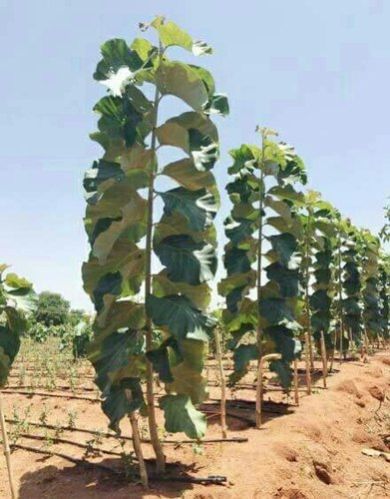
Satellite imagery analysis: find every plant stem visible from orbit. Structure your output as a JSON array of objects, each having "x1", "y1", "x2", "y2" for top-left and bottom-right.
[
  {"x1": 337, "y1": 225, "x2": 344, "y2": 364},
  {"x1": 255, "y1": 131, "x2": 266, "y2": 428},
  {"x1": 256, "y1": 353, "x2": 281, "y2": 428},
  {"x1": 129, "y1": 411, "x2": 149, "y2": 488},
  {"x1": 0, "y1": 391, "x2": 16, "y2": 499},
  {"x1": 320, "y1": 331, "x2": 327, "y2": 388},
  {"x1": 143, "y1": 42, "x2": 166, "y2": 474},
  {"x1": 214, "y1": 327, "x2": 227, "y2": 438},
  {"x1": 304, "y1": 210, "x2": 314, "y2": 371},
  {"x1": 293, "y1": 359, "x2": 299, "y2": 405},
  {"x1": 304, "y1": 332, "x2": 312, "y2": 395},
  {"x1": 124, "y1": 389, "x2": 148, "y2": 487}
]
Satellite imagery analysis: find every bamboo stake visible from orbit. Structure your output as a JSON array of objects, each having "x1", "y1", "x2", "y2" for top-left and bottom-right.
[
  {"x1": 213, "y1": 327, "x2": 227, "y2": 438},
  {"x1": 255, "y1": 353, "x2": 281, "y2": 428},
  {"x1": 304, "y1": 332, "x2": 312, "y2": 395},
  {"x1": 320, "y1": 331, "x2": 328, "y2": 388},
  {"x1": 293, "y1": 359, "x2": 299, "y2": 405},
  {"x1": 125, "y1": 390, "x2": 148, "y2": 488},
  {"x1": 0, "y1": 392, "x2": 16, "y2": 499}
]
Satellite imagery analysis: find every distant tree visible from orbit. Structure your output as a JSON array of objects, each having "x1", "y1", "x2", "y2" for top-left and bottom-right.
[
  {"x1": 68, "y1": 308, "x2": 88, "y2": 326},
  {"x1": 34, "y1": 291, "x2": 70, "y2": 326},
  {"x1": 379, "y1": 199, "x2": 390, "y2": 242}
]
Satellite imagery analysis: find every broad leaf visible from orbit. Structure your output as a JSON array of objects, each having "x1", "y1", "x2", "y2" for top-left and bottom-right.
[{"x1": 160, "y1": 394, "x2": 206, "y2": 439}]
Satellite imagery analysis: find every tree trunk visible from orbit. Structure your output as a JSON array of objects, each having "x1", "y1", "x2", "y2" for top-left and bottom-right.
[
  {"x1": 214, "y1": 327, "x2": 227, "y2": 438},
  {"x1": 293, "y1": 359, "x2": 299, "y2": 405},
  {"x1": 320, "y1": 331, "x2": 328, "y2": 388},
  {"x1": 143, "y1": 43, "x2": 166, "y2": 474},
  {"x1": 304, "y1": 332, "x2": 312, "y2": 395}
]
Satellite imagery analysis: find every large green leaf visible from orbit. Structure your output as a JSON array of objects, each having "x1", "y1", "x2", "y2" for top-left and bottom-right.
[
  {"x1": 161, "y1": 159, "x2": 215, "y2": 191},
  {"x1": 91, "y1": 190, "x2": 148, "y2": 262},
  {"x1": 149, "y1": 336, "x2": 207, "y2": 403},
  {"x1": 153, "y1": 271, "x2": 211, "y2": 309},
  {"x1": 154, "y1": 212, "x2": 216, "y2": 246},
  {"x1": 224, "y1": 246, "x2": 253, "y2": 274},
  {"x1": 146, "y1": 295, "x2": 215, "y2": 342},
  {"x1": 160, "y1": 394, "x2": 206, "y2": 439},
  {"x1": 266, "y1": 263, "x2": 299, "y2": 298},
  {"x1": 156, "y1": 112, "x2": 218, "y2": 156},
  {"x1": 94, "y1": 301, "x2": 145, "y2": 340},
  {"x1": 0, "y1": 325, "x2": 20, "y2": 387},
  {"x1": 268, "y1": 233, "x2": 297, "y2": 266},
  {"x1": 205, "y1": 93, "x2": 230, "y2": 116},
  {"x1": 102, "y1": 378, "x2": 145, "y2": 433},
  {"x1": 94, "y1": 39, "x2": 144, "y2": 81},
  {"x1": 259, "y1": 296, "x2": 295, "y2": 326},
  {"x1": 230, "y1": 344, "x2": 258, "y2": 384},
  {"x1": 152, "y1": 19, "x2": 193, "y2": 51},
  {"x1": 155, "y1": 60, "x2": 209, "y2": 110},
  {"x1": 83, "y1": 240, "x2": 145, "y2": 300},
  {"x1": 159, "y1": 187, "x2": 217, "y2": 231},
  {"x1": 154, "y1": 235, "x2": 216, "y2": 285},
  {"x1": 151, "y1": 18, "x2": 212, "y2": 57},
  {"x1": 0, "y1": 269, "x2": 36, "y2": 386}
]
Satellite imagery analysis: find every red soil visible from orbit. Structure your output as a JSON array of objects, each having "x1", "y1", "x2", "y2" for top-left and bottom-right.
[{"x1": 0, "y1": 352, "x2": 389, "y2": 498}]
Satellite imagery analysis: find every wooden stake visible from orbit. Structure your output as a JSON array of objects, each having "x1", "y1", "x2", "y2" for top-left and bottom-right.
[
  {"x1": 293, "y1": 358, "x2": 299, "y2": 405},
  {"x1": 328, "y1": 348, "x2": 334, "y2": 374},
  {"x1": 320, "y1": 331, "x2": 328, "y2": 389},
  {"x1": 330, "y1": 328, "x2": 337, "y2": 372},
  {"x1": 125, "y1": 390, "x2": 148, "y2": 488},
  {"x1": 348, "y1": 327, "x2": 353, "y2": 359},
  {"x1": 339, "y1": 328, "x2": 343, "y2": 365},
  {"x1": 0, "y1": 391, "x2": 16, "y2": 499},
  {"x1": 363, "y1": 329, "x2": 369, "y2": 352},
  {"x1": 255, "y1": 353, "x2": 281, "y2": 428},
  {"x1": 307, "y1": 333, "x2": 314, "y2": 372},
  {"x1": 304, "y1": 332, "x2": 312, "y2": 395},
  {"x1": 213, "y1": 327, "x2": 227, "y2": 438}
]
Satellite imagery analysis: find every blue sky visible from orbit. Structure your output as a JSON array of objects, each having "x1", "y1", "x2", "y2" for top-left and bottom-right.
[{"x1": 1, "y1": 0, "x2": 389, "y2": 311}]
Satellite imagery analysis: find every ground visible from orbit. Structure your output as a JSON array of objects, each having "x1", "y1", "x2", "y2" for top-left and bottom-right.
[{"x1": 0, "y1": 343, "x2": 389, "y2": 499}]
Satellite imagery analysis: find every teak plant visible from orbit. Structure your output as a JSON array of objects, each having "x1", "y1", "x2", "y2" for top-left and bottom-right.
[
  {"x1": 219, "y1": 127, "x2": 306, "y2": 427},
  {"x1": 298, "y1": 192, "x2": 335, "y2": 361},
  {"x1": 360, "y1": 230, "x2": 381, "y2": 342},
  {"x1": 331, "y1": 212, "x2": 346, "y2": 359},
  {"x1": 0, "y1": 265, "x2": 36, "y2": 387},
  {"x1": 0, "y1": 264, "x2": 36, "y2": 499},
  {"x1": 341, "y1": 221, "x2": 363, "y2": 349},
  {"x1": 82, "y1": 17, "x2": 228, "y2": 482},
  {"x1": 378, "y1": 254, "x2": 389, "y2": 340}
]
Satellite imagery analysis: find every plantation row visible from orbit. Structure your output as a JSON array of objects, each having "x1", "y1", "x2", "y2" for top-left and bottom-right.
[
  {"x1": 0, "y1": 16, "x2": 389, "y2": 490},
  {"x1": 80, "y1": 16, "x2": 389, "y2": 485}
]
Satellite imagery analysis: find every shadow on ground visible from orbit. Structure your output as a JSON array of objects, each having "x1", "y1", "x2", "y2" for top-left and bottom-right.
[{"x1": 18, "y1": 457, "x2": 203, "y2": 499}]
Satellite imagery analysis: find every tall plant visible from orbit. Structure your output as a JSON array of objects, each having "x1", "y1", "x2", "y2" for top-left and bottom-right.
[
  {"x1": 331, "y1": 212, "x2": 346, "y2": 357},
  {"x1": 378, "y1": 254, "x2": 389, "y2": 340},
  {"x1": 341, "y1": 221, "x2": 363, "y2": 349},
  {"x1": 219, "y1": 127, "x2": 306, "y2": 426},
  {"x1": 360, "y1": 230, "x2": 381, "y2": 342},
  {"x1": 0, "y1": 265, "x2": 36, "y2": 385},
  {"x1": 299, "y1": 192, "x2": 335, "y2": 357},
  {"x1": 82, "y1": 17, "x2": 228, "y2": 479},
  {"x1": 0, "y1": 264, "x2": 35, "y2": 499}
]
